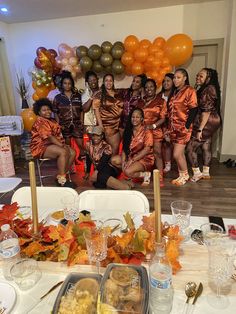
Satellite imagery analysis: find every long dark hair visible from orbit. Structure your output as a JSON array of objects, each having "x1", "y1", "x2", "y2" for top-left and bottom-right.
[
  {"x1": 160, "y1": 72, "x2": 174, "y2": 94},
  {"x1": 123, "y1": 108, "x2": 144, "y2": 158},
  {"x1": 101, "y1": 73, "x2": 114, "y2": 105},
  {"x1": 59, "y1": 71, "x2": 76, "y2": 93},
  {"x1": 127, "y1": 74, "x2": 147, "y2": 98},
  {"x1": 197, "y1": 68, "x2": 221, "y2": 119}
]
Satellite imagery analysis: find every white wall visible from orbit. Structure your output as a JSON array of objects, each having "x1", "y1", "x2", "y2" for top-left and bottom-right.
[{"x1": 1, "y1": 0, "x2": 235, "y2": 158}]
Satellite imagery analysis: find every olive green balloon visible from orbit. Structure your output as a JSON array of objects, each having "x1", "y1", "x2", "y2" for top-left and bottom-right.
[
  {"x1": 111, "y1": 44, "x2": 125, "y2": 59},
  {"x1": 104, "y1": 65, "x2": 112, "y2": 73},
  {"x1": 80, "y1": 56, "x2": 93, "y2": 71},
  {"x1": 112, "y1": 60, "x2": 124, "y2": 75},
  {"x1": 92, "y1": 60, "x2": 104, "y2": 73},
  {"x1": 76, "y1": 46, "x2": 88, "y2": 58},
  {"x1": 100, "y1": 53, "x2": 113, "y2": 67},
  {"x1": 101, "y1": 41, "x2": 113, "y2": 53},
  {"x1": 88, "y1": 44, "x2": 102, "y2": 60},
  {"x1": 113, "y1": 41, "x2": 124, "y2": 49}
]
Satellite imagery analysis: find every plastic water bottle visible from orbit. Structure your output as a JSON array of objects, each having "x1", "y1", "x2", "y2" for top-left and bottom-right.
[
  {"x1": 0, "y1": 224, "x2": 20, "y2": 280},
  {"x1": 149, "y1": 241, "x2": 174, "y2": 314}
]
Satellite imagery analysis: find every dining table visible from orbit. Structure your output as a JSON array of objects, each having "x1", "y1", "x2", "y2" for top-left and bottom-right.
[{"x1": 0, "y1": 208, "x2": 236, "y2": 314}]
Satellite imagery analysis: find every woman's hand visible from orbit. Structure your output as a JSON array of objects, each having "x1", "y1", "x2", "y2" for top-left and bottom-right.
[{"x1": 196, "y1": 130, "x2": 202, "y2": 141}]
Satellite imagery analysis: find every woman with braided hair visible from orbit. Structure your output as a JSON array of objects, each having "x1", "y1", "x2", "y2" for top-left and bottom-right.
[{"x1": 187, "y1": 68, "x2": 221, "y2": 182}]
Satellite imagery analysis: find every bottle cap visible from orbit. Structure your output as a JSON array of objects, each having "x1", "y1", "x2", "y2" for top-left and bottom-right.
[{"x1": 1, "y1": 224, "x2": 10, "y2": 232}]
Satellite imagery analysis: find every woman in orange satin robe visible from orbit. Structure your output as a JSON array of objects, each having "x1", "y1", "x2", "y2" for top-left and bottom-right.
[
  {"x1": 30, "y1": 98, "x2": 76, "y2": 187},
  {"x1": 138, "y1": 79, "x2": 167, "y2": 186},
  {"x1": 111, "y1": 108, "x2": 154, "y2": 186},
  {"x1": 93, "y1": 73, "x2": 124, "y2": 155},
  {"x1": 168, "y1": 68, "x2": 198, "y2": 186}
]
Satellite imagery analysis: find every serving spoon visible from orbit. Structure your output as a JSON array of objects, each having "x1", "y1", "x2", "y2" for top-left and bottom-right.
[{"x1": 182, "y1": 282, "x2": 197, "y2": 314}]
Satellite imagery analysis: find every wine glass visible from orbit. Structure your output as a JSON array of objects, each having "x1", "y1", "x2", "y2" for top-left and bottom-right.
[
  {"x1": 61, "y1": 192, "x2": 78, "y2": 221},
  {"x1": 206, "y1": 238, "x2": 236, "y2": 309},
  {"x1": 200, "y1": 223, "x2": 224, "y2": 245},
  {"x1": 84, "y1": 228, "x2": 107, "y2": 274},
  {"x1": 171, "y1": 200, "x2": 192, "y2": 241}
]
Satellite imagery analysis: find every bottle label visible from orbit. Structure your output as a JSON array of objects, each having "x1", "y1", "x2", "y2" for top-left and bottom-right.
[
  {"x1": 0, "y1": 239, "x2": 20, "y2": 259},
  {"x1": 150, "y1": 275, "x2": 172, "y2": 289}
]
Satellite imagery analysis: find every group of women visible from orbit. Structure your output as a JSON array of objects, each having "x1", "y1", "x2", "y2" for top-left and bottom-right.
[{"x1": 30, "y1": 67, "x2": 221, "y2": 189}]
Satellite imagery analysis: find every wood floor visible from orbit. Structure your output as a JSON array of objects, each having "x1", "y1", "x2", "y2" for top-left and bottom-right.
[{"x1": 2, "y1": 158, "x2": 236, "y2": 219}]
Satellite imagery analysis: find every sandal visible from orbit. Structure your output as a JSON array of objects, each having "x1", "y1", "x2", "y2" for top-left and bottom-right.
[
  {"x1": 171, "y1": 175, "x2": 189, "y2": 186},
  {"x1": 141, "y1": 172, "x2": 151, "y2": 186}
]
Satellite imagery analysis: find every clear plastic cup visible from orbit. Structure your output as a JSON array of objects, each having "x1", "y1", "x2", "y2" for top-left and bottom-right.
[{"x1": 10, "y1": 258, "x2": 42, "y2": 290}]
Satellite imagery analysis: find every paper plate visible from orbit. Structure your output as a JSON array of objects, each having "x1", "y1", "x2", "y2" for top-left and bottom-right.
[{"x1": 0, "y1": 281, "x2": 16, "y2": 313}]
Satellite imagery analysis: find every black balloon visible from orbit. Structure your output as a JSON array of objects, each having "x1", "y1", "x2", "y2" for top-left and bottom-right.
[
  {"x1": 101, "y1": 41, "x2": 113, "y2": 53},
  {"x1": 76, "y1": 46, "x2": 88, "y2": 58},
  {"x1": 92, "y1": 60, "x2": 104, "y2": 73},
  {"x1": 100, "y1": 53, "x2": 113, "y2": 67},
  {"x1": 88, "y1": 44, "x2": 102, "y2": 60},
  {"x1": 80, "y1": 56, "x2": 93, "y2": 71},
  {"x1": 111, "y1": 44, "x2": 125, "y2": 59},
  {"x1": 112, "y1": 60, "x2": 124, "y2": 74}
]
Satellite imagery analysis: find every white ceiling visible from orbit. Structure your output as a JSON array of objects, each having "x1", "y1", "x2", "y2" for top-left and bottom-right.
[{"x1": 0, "y1": 0, "x2": 220, "y2": 24}]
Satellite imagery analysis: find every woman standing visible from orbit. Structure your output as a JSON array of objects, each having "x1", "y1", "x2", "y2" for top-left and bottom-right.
[
  {"x1": 187, "y1": 68, "x2": 221, "y2": 181},
  {"x1": 161, "y1": 73, "x2": 174, "y2": 173},
  {"x1": 30, "y1": 98, "x2": 76, "y2": 187},
  {"x1": 119, "y1": 74, "x2": 147, "y2": 137},
  {"x1": 93, "y1": 74, "x2": 123, "y2": 155},
  {"x1": 168, "y1": 68, "x2": 198, "y2": 186},
  {"x1": 138, "y1": 79, "x2": 167, "y2": 186},
  {"x1": 111, "y1": 108, "x2": 154, "y2": 186},
  {"x1": 53, "y1": 71, "x2": 85, "y2": 158}
]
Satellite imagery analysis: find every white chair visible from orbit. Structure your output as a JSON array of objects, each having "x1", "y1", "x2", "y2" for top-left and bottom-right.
[
  {"x1": 11, "y1": 186, "x2": 78, "y2": 219},
  {"x1": 0, "y1": 177, "x2": 22, "y2": 200},
  {"x1": 77, "y1": 190, "x2": 149, "y2": 222}
]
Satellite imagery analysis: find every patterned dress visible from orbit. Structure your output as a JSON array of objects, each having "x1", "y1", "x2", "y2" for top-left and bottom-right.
[
  {"x1": 53, "y1": 92, "x2": 83, "y2": 138},
  {"x1": 30, "y1": 116, "x2": 64, "y2": 158},
  {"x1": 124, "y1": 124, "x2": 154, "y2": 171},
  {"x1": 168, "y1": 85, "x2": 197, "y2": 144},
  {"x1": 92, "y1": 90, "x2": 124, "y2": 136},
  {"x1": 192, "y1": 85, "x2": 221, "y2": 141},
  {"x1": 138, "y1": 94, "x2": 167, "y2": 141}
]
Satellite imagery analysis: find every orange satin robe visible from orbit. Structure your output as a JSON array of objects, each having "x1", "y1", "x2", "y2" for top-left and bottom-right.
[
  {"x1": 168, "y1": 85, "x2": 197, "y2": 144},
  {"x1": 93, "y1": 89, "x2": 124, "y2": 136},
  {"x1": 125, "y1": 125, "x2": 154, "y2": 171},
  {"x1": 30, "y1": 116, "x2": 64, "y2": 158},
  {"x1": 138, "y1": 94, "x2": 167, "y2": 141}
]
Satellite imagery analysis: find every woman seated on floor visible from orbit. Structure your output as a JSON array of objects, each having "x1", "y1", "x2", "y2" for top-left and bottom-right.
[
  {"x1": 30, "y1": 98, "x2": 76, "y2": 187},
  {"x1": 84, "y1": 126, "x2": 133, "y2": 190},
  {"x1": 111, "y1": 108, "x2": 154, "y2": 186}
]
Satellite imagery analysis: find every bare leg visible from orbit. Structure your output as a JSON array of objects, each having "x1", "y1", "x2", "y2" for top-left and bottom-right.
[
  {"x1": 75, "y1": 137, "x2": 85, "y2": 156},
  {"x1": 106, "y1": 177, "x2": 131, "y2": 190},
  {"x1": 173, "y1": 143, "x2": 187, "y2": 171},
  {"x1": 43, "y1": 145, "x2": 69, "y2": 175},
  {"x1": 105, "y1": 132, "x2": 121, "y2": 155},
  {"x1": 66, "y1": 147, "x2": 76, "y2": 171},
  {"x1": 153, "y1": 141, "x2": 163, "y2": 171},
  {"x1": 110, "y1": 155, "x2": 122, "y2": 169},
  {"x1": 124, "y1": 161, "x2": 145, "y2": 178}
]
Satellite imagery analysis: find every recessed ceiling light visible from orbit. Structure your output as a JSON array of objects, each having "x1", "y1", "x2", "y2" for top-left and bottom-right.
[{"x1": 1, "y1": 8, "x2": 8, "y2": 13}]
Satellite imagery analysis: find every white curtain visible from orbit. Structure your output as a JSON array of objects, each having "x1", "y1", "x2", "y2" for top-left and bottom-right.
[{"x1": 0, "y1": 38, "x2": 16, "y2": 116}]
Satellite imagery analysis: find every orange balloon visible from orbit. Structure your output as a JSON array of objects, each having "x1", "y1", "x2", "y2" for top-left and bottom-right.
[
  {"x1": 139, "y1": 39, "x2": 151, "y2": 50},
  {"x1": 35, "y1": 86, "x2": 49, "y2": 98},
  {"x1": 125, "y1": 65, "x2": 132, "y2": 75},
  {"x1": 32, "y1": 81, "x2": 37, "y2": 89},
  {"x1": 124, "y1": 35, "x2": 139, "y2": 52},
  {"x1": 165, "y1": 34, "x2": 193, "y2": 66},
  {"x1": 134, "y1": 47, "x2": 148, "y2": 63},
  {"x1": 163, "y1": 65, "x2": 172, "y2": 73},
  {"x1": 146, "y1": 54, "x2": 155, "y2": 67},
  {"x1": 143, "y1": 62, "x2": 152, "y2": 72},
  {"x1": 160, "y1": 68, "x2": 168, "y2": 77},
  {"x1": 21, "y1": 108, "x2": 37, "y2": 131},
  {"x1": 148, "y1": 44, "x2": 160, "y2": 55},
  {"x1": 152, "y1": 58, "x2": 162, "y2": 69},
  {"x1": 154, "y1": 49, "x2": 164, "y2": 59},
  {"x1": 131, "y1": 62, "x2": 144, "y2": 75},
  {"x1": 153, "y1": 37, "x2": 166, "y2": 49},
  {"x1": 146, "y1": 71, "x2": 153, "y2": 78},
  {"x1": 161, "y1": 56, "x2": 171, "y2": 67},
  {"x1": 32, "y1": 92, "x2": 39, "y2": 101},
  {"x1": 121, "y1": 51, "x2": 134, "y2": 66},
  {"x1": 150, "y1": 70, "x2": 160, "y2": 81}
]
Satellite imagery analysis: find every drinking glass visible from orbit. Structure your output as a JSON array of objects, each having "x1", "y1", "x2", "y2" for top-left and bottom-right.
[
  {"x1": 200, "y1": 223, "x2": 224, "y2": 245},
  {"x1": 171, "y1": 200, "x2": 192, "y2": 241},
  {"x1": 84, "y1": 228, "x2": 107, "y2": 274},
  {"x1": 61, "y1": 192, "x2": 78, "y2": 221},
  {"x1": 10, "y1": 258, "x2": 42, "y2": 290},
  {"x1": 102, "y1": 218, "x2": 123, "y2": 235},
  {"x1": 206, "y1": 238, "x2": 236, "y2": 309}
]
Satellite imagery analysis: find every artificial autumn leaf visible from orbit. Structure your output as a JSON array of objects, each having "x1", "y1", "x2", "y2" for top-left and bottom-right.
[
  {"x1": 141, "y1": 212, "x2": 155, "y2": 232},
  {"x1": 47, "y1": 225, "x2": 60, "y2": 241},
  {"x1": 107, "y1": 247, "x2": 122, "y2": 263},
  {"x1": 58, "y1": 221, "x2": 74, "y2": 243},
  {"x1": 115, "y1": 230, "x2": 135, "y2": 250},
  {"x1": 123, "y1": 212, "x2": 135, "y2": 230},
  {"x1": 133, "y1": 228, "x2": 150, "y2": 254},
  {"x1": 68, "y1": 249, "x2": 89, "y2": 266},
  {"x1": 19, "y1": 237, "x2": 33, "y2": 246},
  {"x1": 21, "y1": 241, "x2": 47, "y2": 257},
  {"x1": 58, "y1": 243, "x2": 70, "y2": 261},
  {"x1": 0, "y1": 202, "x2": 19, "y2": 227}
]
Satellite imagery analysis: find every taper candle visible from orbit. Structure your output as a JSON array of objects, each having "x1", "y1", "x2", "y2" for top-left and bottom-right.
[
  {"x1": 153, "y1": 169, "x2": 162, "y2": 243},
  {"x1": 29, "y1": 161, "x2": 39, "y2": 235}
]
